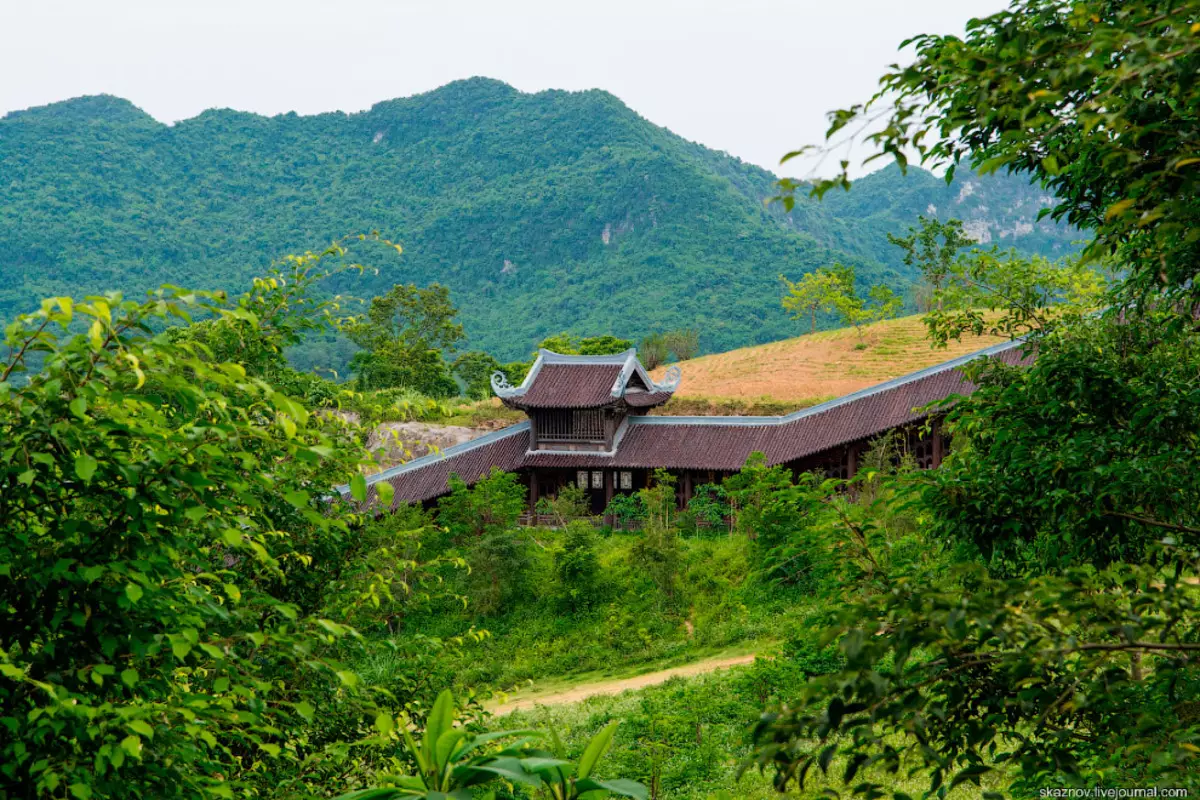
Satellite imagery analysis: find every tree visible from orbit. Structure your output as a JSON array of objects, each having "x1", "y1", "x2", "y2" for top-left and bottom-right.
[
  {"x1": 436, "y1": 468, "x2": 530, "y2": 614},
  {"x1": 347, "y1": 283, "x2": 464, "y2": 396},
  {"x1": 723, "y1": 454, "x2": 829, "y2": 587},
  {"x1": 536, "y1": 333, "x2": 632, "y2": 357},
  {"x1": 863, "y1": 283, "x2": 902, "y2": 327},
  {"x1": 0, "y1": 246, "x2": 430, "y2": 798},
  {"x1": 780, "y1": 268, "x2": 848, "y2": 334},
  {"x1": 887, "y1": 215, "x2": 975, "y2": 310},
  {"x1": 754, "y1": 1, "x2": 1200, "y2": 792},
  {"x1": 926, "y1": 314, "x2": 1200, "y2": 574},
  {"x1": 639, "y1": 332, "x2": 669, "y2": 369},
  {"x1": 922, "y1": 248, "x2": 1107, "y2": 348},
  {"x1": 632, "y1": 471, "x2": 681, "y2": 607},
  {"x1": 781, "y1": 0, "x2": 1200, "y2": 313},
  {"x1": 452, "y1": 350, "x2": 502, "y2": 400},
  {"x1": 664, "y1": 328, "x2": 700, "y2": 361},
  {"x1": 436, "y1": 468, "x2": 527, "y2": 543}
]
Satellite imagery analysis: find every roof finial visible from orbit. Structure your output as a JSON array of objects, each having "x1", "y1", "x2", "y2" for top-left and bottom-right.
[
  {"x1": 491, "y1": 370, "x2": 519, "y2": 397},
  {"x1": 655, "y1": 364, "x2": 682, "y2": 392}
]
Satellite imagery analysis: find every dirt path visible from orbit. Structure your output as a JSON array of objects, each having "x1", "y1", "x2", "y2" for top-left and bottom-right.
[{"x1": 490, "y1": 653, "x2": 758, "y2": 716}]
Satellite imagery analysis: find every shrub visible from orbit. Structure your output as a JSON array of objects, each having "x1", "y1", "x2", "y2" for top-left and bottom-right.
[
  {"x1": 0, "y1": 249, "x2": 424, "y2": 798},
  {"x1": 555, "y1": 520, "x2": 603, "y2": 613},
  {"x1": 605, "y1": 493, "x2": 647, "y2": 530}
]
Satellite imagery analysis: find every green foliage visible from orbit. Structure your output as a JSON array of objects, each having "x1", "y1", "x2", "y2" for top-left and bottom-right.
[
  {"x1": 748, "y1": 307, "x2": 1200, "y2": 794},
  {"x1": 453, "y1": 350, "x2": 502, "y2": 400},
  {"x1": 0, "y1": 249, "x2": 424, "y2": 798},
  {"x1": 339, "y1": 691, "x2": 648, "y2": 800},
  {"x1": 604, "y1": 493, "x2": 647, "y2": 530},
  {"x1": 0, "y1": 81, "x2": 1075, "y2": 368},
  {"x1": 789, "y1": 0, "x2": 1199, "y2": 310},
  {"x1": 437, "y1": 468, "x2": 528, "y2": 543},
  {"x1": 683, "y1": 483, "x2": 729, "y2": 534},
  {"x1": 781, "y1": 263, "x2": 900, "y2": 340},
  {"x1": 537, "y1": 333, "x2": 633, "y2": 357},
  {"x1": 536, "y1": 483, "x2": 591, "y2": 527},
  {"x1": 632, "y1": 472, "x2": 682, "y2": 607},
  {"x1": 664, "y1": 329, "x2": 700, "y2": 362},
  {"x1": 498, "y1": 656, "x2": 819, "y2": 800},
  {"x1": 638, "y1": 332, "x2": 669, "y2": 370},
  {"x1": 748, "y1": 560, "x2": 1200, "y2": 796},
  {"x1": 922, "y1": 247, "x2": 1108, "y2": 348},
  {"x1": 340, "y1": 689, "x2": 539, "y2": 799},
  {"x1": 779, "y1": 268, "x2": 850, "y2": 334},
  {"x1": 722, "y1": 455, "x2": 830, "y2": 589},
  {"x1": 436, "y1": 469, "x2": 532, "y2": 615},
  {"x1": 325, "y1": 505, "x2": 467, "y2": 637},
  {"x1": 555, "y1": 521, "x2": 602, "y2": 614},
  {"x1": 887, "y1": 215, "x2": 974, "y2": 311},
  {"x1": 347, "y1": 283, "x2": 463, "y2": 396},
  {"x1": 347, "y1": 385, "x2": 457, "y2": 427},
  {"x1": 927, "y1": 314, "x2": 1200, "y2": 574}
]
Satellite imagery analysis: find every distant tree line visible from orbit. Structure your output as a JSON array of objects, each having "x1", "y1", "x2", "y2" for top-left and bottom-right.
[{"x1": 343, "y1": 283, "x2": 703, "y2": 401}]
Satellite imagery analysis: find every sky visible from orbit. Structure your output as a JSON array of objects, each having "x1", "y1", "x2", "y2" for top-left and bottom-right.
[{"x1": 0, "y1": 0, "x2": 1005, "y2": 178}]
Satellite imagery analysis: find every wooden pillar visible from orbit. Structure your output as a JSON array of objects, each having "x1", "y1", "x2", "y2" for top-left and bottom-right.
[
  {"x1": 931, "y1": 420, "x2": 945, "y2": 468},
  {"x1": 528, "y1": 469, "x2": 539, "y2": 525},
  {"x1": 683, "y1": 471, "x2": 693, "y2": 507},
  {"x1": 846, "y1": 442, "x2": 860, "y2": 480},
  {"x1": 604, "y1": 469, "x2": 614, "y2": 525}
]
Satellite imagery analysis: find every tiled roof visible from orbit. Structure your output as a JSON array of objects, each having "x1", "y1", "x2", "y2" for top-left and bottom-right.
[
  {"x1": 349, "y1": 339, "x2": 1030, "y2": 505},
  {"x1": 495, "y1": 349, "x2": 679, "y2": 410},
  {"x1": 360, "y1": 423, "x2": 531, "y2": 510},
  {"x1": 511, "y1": 364, "x2": 623, "y2": 408},
  {"x1": 623, "y1": 390, "x2": 675, "y2": 408}
]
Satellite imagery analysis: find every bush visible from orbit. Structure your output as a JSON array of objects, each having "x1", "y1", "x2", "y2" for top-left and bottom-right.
[
  {"x1": 605, "y1": 493, "x2": 647, "y2": 530},
  {"x1": 0, "y1": 252, "x2": 423, "y2": 798},
  {"x1": 555, "y1": 520, "x2": 602, "y2": 613}
]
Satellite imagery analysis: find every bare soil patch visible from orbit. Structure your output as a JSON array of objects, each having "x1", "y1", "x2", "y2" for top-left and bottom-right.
[{"x1": 490, "y1": 653, "x2": 758, "y2": 716}]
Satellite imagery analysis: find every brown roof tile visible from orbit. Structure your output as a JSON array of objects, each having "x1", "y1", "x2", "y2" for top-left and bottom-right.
[
  {"x1": 363, "y1": 423, "x2": 531, "y2": 509},
  {"x1": 509, "y1": 364, "x2": 623, "y2": 408}
]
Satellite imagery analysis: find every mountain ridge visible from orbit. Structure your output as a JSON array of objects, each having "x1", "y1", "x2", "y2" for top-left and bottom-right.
[{"x1": 0, "y1": 78, "x2": 1077, "y2": 364}]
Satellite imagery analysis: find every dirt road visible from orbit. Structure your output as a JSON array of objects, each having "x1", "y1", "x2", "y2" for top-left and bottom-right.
[{"x1": 490, "y1": 653, "x2": 758, "y2": 716}]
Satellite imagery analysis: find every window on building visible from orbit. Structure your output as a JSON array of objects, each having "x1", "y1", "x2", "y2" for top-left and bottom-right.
[
  {"x1": 576, "y1": 470, "x2": 589, "y2": 489},
  {"x1": 591, "y1": 470, "x2": 604, "y2": 489},
  {"x1": 537, "y1": 409, "x2": 606, "y2": 441},
  {"x1": 619, "y1": 471, "x2": 632, "y2": 489}
]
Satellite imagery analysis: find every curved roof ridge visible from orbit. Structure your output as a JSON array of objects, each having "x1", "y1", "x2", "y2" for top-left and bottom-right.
[
  {"x1": 345, "y1": 421, "x2": 532, "y2": 491},
  {"x1": 539, "y1": 348, "x2": 637, "y2": 365}
]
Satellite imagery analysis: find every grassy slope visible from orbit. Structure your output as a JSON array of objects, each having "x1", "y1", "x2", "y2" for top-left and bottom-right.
[
  {"x1": 653, "y1": 313, "x2": 1008, "y2": 404},
  {"x1": 503, "y1": 666, "x2": 1012, "y2": 800},
  {"x1": 396, "y1": 531, "x2": 819, "y2": 694}
]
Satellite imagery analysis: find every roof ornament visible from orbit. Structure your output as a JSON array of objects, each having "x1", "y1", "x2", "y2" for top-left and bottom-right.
[
  {"x1": 491, "y1": 370, "x2": 520, "y2": 397},
  {"x1": 655, "y1": 364, "x2": 682, "y2": 392}
]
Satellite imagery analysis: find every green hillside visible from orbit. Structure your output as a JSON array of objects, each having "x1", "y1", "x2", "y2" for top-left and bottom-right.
[{"x1": 0, "y1": 78, "x2": 1076, "y2": 362}]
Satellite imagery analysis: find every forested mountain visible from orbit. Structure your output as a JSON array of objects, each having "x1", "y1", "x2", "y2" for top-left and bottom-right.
[{"x1": 0, "y1": 78, "x2": 1076, "y2": 361}]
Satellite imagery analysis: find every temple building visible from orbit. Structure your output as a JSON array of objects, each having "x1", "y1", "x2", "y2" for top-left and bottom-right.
[{"x1": 354, "y1": 340, "x2": 1026, "y2": 518}]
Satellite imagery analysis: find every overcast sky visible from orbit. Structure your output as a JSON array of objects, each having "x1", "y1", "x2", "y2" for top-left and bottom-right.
[{"x1": 1, "y1": 0, "x2": 1004, "y2": 178}]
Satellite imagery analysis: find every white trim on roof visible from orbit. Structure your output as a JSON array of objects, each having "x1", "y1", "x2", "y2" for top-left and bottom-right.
[
  {"x1": 494, "y1": 348, "x2": 682, "y2": 401},
  {"x1": 342, "y1": 421, "x2": 531, "y2": 492}
]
